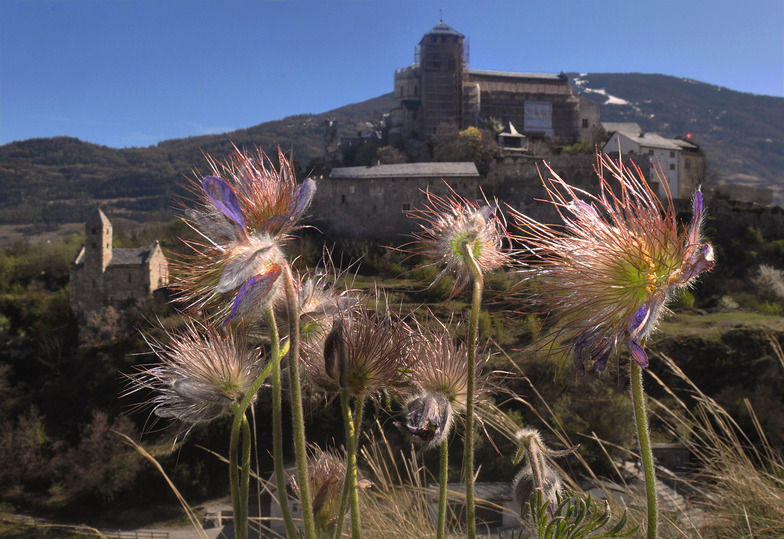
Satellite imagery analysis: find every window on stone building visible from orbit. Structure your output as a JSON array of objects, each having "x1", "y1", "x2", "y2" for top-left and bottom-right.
[
  {"x1": 670, "y1": 151, "x2": 675, "y2": 158},
  {"x1": 649, "y1": 149, "x2": 654, "y2": 156},
  {"x1": 685, "y1": 160, "x2": 691, "y2": 169},
  {"x1": 400, "y1": 86, "x2": 404, "y2": 97},
  {"x1": 128, "y1": 274, "x2": 132, "y2": 283},
  {"x1": 341, "y1": 194, "x2": 346, "y2": 204},
  {"x1": 402, "y1": 203, "x2": 411, "y2": 211},
  {"x1": 91, "y1": 242, "x2": 97, "y2": 249},
  {"x1": 669, "y1": 163, "x2": 676, "y2": 170},
  {"x1": 92, "y1": 227, "x2": 97, "y2": 235},
  {"x1": 582, "y1": 119, "x2": 588, "y2": 128}
]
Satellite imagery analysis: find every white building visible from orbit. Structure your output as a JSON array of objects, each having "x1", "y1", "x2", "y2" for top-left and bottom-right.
[{"x1": 601, "y1": 123, "x2": 704, "y2": 199}]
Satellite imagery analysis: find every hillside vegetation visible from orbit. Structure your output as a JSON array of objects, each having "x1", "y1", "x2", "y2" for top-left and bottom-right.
[{"x1": 1, "y1": 73, "x2": 782, "y2": 234}]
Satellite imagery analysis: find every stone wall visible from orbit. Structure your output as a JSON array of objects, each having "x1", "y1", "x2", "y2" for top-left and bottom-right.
[{"x1": 309, "y1": 174, "x2": 479, "y2": 244}]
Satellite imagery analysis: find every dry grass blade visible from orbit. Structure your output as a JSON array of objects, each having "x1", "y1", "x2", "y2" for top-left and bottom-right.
[
  {"x1": 114, "y1": 430, "x2": 208, "y2": 539},
  {"x1": 646, "y1": 352, "x2": 784, "y2": 538}
]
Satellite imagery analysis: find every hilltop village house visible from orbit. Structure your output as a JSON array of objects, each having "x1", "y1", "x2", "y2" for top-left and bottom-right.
[
  {"x1": 309, "y1": 162, "x2": 480, "y2": 242},
  {"x1": 388, "y1": 21, "x2": 601, "y2": 145},
  {"x1": 70, "y1": 209, "x2": 168, "y2": 320},
  {"x1": 601, "y1": 122, "x2": 706, "y2": 199}
]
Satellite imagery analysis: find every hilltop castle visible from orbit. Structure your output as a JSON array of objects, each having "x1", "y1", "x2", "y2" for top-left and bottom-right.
[
  {"x1": 388, "y1": 21, "x2": 600, "y2": 145},
  {"x1": 70, "y1": 209, "x2": 168, "y2": 320}
]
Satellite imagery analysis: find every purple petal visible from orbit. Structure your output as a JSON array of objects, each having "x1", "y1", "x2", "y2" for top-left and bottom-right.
[
  {"x1": 680, "y1": 243, "x2": 715, "y2": 282},
  {"x1": 290, "y1": 178, "x2": 317, "y2": 221},
  {"x1": 627, "y1": 338, "x2": 649, "y2": 368},
  {"x1": 202, "y1": 176, "x2": 246, "y2": 232},
  {"x1": 627, "y1": 302, "x2": 650, "y2": 338},
  {"x1": 592, "y1": 347, "x2": 613, "y2": 372},
  {"x1": 477, "y1": 204, "x2": 498, "y2": 223},
  {"x1": 570, "y1": 199, "x2": 600, "y2": 221},
  {"x1": 692, "y1": 189, "x2": 703, "y2": 219},
  {"x1": 223, "y1": 265, "x2": 282, "y2": 326},
  {"x1": 259, "y1": 214, "x2": 290, "y2": 236},
  {"x1": 216, "y1": 243, "x2": 274, "y2": 293}
]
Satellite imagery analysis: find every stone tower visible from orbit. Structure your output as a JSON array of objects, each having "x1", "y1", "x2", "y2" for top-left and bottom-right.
[
  {"x1": 84, "y1": 208, "x2": 112, "y2": 276},
  {"x1": 419, "y1": 21, "x2": 465, "y2": 138}
]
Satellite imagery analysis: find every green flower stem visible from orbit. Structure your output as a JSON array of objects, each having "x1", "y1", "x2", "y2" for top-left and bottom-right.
[
  {"x1": 630, "y1": 359, "x2": 658, "y2": 539},
  {"x1": 464, "y1": 247, "x2": 483, "y2": 539},
  {"x1": 331, "y1": 394, "x2": 365, "y2": 539},
  {"x1": 240, "y1": 415, "x2": 252, "y2": 537},
  {"x1": 437, "y1": 437, "x2": 449, "y2": 539},
  {"x1": 339, "y1": 391, "x2": 365, "y2": 539},
  {"x1": 283, "y1": 264, "x2": 316, "y2": 539},
  {"x1": 229, "y1": 408, "x2": 244, "y2": 539},
  {"x1": 266, "y1": 308, "x2": 298, "y2": 539},
  {"x1": 229, "y1": 350, "x2": 274, "y2": 539},
  {"x1": 527, "y1": 441, "x2": 544, "y2": 494}
]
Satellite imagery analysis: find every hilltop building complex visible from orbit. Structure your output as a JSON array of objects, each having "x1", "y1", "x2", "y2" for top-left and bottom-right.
[{"x1": 388, "y1": 21, "x2": 600, "y2": 145}]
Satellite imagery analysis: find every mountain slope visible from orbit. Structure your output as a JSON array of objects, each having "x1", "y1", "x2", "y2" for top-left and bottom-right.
[
  {"x1": 1, "y1": 73, "x2": 782, "y2": 232},
  {"x1": 571, "y1": 73, "x2": 784, "y2": 195},
  {"x1": 0, "y1": 93, "x2": 394, "y2": 228}
]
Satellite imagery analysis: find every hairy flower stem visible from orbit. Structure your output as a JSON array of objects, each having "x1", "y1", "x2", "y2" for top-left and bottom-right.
[
  {"x1": 240, "y1": 416, "x2": 251, "y2": 536},
  {"x1": 631, "y1": 358, "x2": 658, "y2": 539},
  {"x1": 526, "y1": 441, "x2": 544, "y2": 495},
  {"x1": 464, "y1": 247, "x2": 483, "y2": 539},
  {"x1": 339, "y1": 391, "x2": 365, "y2": 539},
  {"x1": 437, "y1": 437, "x2": 449, "y2": 539},
  {"x1": 229, "y1": 408, "x2": 244, "y2": 539},
  {"x1": 331, "y1": 394, "x2": 364, "y2": 539},
  {"x1": 267, "y1": 308, "x2": 297, "y2": 538},
  {"x1": 229, "y1": 320, "x2": 278, "y2": 539},
  {"x1": 283, "y1": 264, "x2": 316, "y2": 539}
]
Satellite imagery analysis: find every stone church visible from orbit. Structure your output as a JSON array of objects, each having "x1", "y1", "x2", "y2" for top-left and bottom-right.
[{"x1": 70, "y1": 208, "x2": 168, "y2": 320}]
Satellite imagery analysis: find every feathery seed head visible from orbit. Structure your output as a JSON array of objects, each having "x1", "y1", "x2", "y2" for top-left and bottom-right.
[
  {"x1": 278, "y1": 268, "x2": 358, "y2": 344},
  {"x1": 512, "y1": 428, "x2": 570, "y2": 518},
  {"x1": 396, "y1": 320, "x2": 489, "y2": 448},
  {"x1": 510, "y1": 154, "x2": 714, "y2": 371},
  {"x1": 290, "y1": 445, "x2": 347, "y2": 533},
  {"x1": 302, "y1": 305, "x2": 413, "y2": 397},
  {"x1": 172, "y1": 147, "x2": 316, "y2": 323},
  {"x1": 126, "y1": 320, "x2": 266, "y2": 440},
  {"x1": 399, "y1": 392, "x2": 453, "y2": 449},
  {"x1": 407, "y1": 190, "x2": 509, "y2": 295}
]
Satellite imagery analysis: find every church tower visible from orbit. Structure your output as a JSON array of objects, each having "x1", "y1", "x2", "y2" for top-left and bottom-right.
[
  {"x1": 419, "y1": 21, "x2": 465, "y2": 138},
  {"x1": 84, "y1": 208, "x2": 112, "y2": 276}
]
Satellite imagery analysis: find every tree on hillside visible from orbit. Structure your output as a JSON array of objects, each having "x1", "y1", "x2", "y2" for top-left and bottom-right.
[{"x1": 432, "y1": 122, "x2": 499, "y2": 175}]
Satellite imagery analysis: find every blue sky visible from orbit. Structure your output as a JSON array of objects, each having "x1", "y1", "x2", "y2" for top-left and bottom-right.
[{"x1": 2, "y1": 0, "x2": 782, "y2": 149}]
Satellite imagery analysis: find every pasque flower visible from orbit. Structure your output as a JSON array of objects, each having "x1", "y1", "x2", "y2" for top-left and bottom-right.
[
  {"x1": 302, "y1": 302, "x2": 413, "y2": 397},
  {"x1": 397, "y1": 320, "x2": 488, "y2": 449},
  {"x1": 172, "y1": 147, "x2": 316, "y2": 323},
  {"x1": 126, "y1": 319, "x2": 266, "y2": 440},
  {"x1": 290, "y1": 445, "x2": 348, "y2": 533},
  {"x1": 407, "y1": 189, "x2": 509, "y2": 295},
  {"x1": 512, "y1": 428, "x2": 571, "y2": 517},
  {"x1": 510, "y1": 154, "x2": 714, "y2": 372}
]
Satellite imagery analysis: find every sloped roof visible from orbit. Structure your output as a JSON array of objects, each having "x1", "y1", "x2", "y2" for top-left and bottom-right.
[
  {"x1": 469, "y1": 69, "x2": 562, "y2": 81},
  {"x1": 613, "y1": 131, "x2": 682, "y2": 151},
  {"x1": 500, "y1": 122, "x2": 524, "y2": 138},
  {"x1": 107, "y1": 247, "x2": 154, "y2": 267},
  {"x1": 602, "y1": 122, "x2": 644, "y2": 138},
  {"x1": 86, "y1": 207, "x2": 111, "y2": 227},
  {"x1": 422, "y1": 21, "x2": 464, "y2": 39},
  {"x1": 330, "y1": 162, "x2": 479, "y2": 180}
]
